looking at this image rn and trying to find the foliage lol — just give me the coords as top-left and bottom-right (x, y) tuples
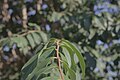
(21, 39), (85, 80)
(0, 0), (120, 80)
(0, 30), (48, 55)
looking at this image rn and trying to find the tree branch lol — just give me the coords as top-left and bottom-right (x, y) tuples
(56, 40), (64, 80)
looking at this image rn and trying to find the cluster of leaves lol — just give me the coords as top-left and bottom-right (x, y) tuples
(21, 39), (85, 80)
(0, 29), (48, 55)
(0, 25), (48, 79)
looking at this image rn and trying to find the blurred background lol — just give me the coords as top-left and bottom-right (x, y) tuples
(0, 0), (120, 80)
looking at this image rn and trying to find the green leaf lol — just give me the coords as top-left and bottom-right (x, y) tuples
(24, 46), (55, 80)
(63, 61), (76, 80)
(51, 12), (63, 22)
(28, 23), (41, 30)
(21, 54), (38, 80)
(37, 40), (50, 58)
(12, 36), (28, 48)
(93, 16), (105, 30)
(38, 31), (48, 43)
(62, 47), (71, 68)
(27, 34), (36, 48)
(89, 29), (96, 39)
(62, 39), (85, 79)
(61, 45), (77, 71)
(76, 66), (81, 80)
(86, 46), (101, 58)
(59, 52), (67, 63)
(74, 54), (79, 64)
(31, 32), (41, 45)
(38, 46), (55, 61)
(26, 58), (52, 80)
(33, 44), (44, 54)
(35, 64), (57, 80)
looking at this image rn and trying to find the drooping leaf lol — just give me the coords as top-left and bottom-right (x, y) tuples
(35, 64), (57, 80)
(63, 61), (76, 80)
(62, 47), (72, 68)
(24, 44), (55, 79)
(26, 58), (52, 80)
(62, 39), (86, 79)
(61, 45), (77, 71)
(21, 54), (38, 80)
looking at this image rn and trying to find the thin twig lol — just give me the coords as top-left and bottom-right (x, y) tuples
(56, 40), (64, 80)
(17, 30), (40, 37)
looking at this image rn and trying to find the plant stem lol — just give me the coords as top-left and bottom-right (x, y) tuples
(56, 40), (64, 80)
